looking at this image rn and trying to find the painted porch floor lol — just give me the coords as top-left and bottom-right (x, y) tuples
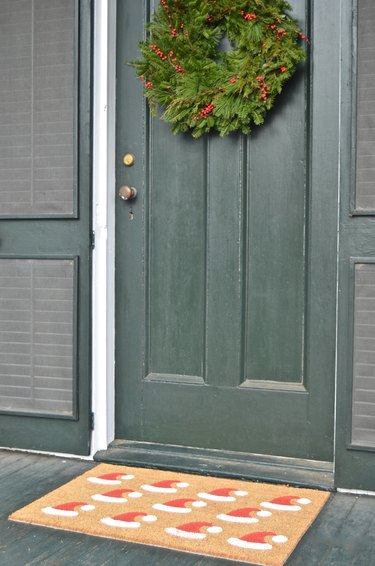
(0, 450), (374, 566)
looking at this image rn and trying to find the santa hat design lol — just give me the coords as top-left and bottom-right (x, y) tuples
(217, 507), (272, 524)
(228, 530), (288, 550)
(42, 501), (95, 517)
(91, 488), (142, 503)
(260, 495), (311, 512)
(141, 479), (189, 493)
(153, 498), (207, 514)
(165, 521), (223, 540)
(197, 487), (248, 502)
(101, 511), (157, 529)
(87, 471), (134, 485)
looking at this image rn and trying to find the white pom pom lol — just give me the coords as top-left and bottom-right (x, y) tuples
(192, 501), (207, 507)
(121, 474), (134, 480)
(272, 535), (288, 544)
(143, 514), (157, 522)
(207, 526), (223, 534)
(234, 490), (248, 497)
(297, 498), (311, 505)
(128, 492), (142, 498)
(81, 505), (95, 512)
(257, 510), (272, 517)
(177, 482), (189, 488)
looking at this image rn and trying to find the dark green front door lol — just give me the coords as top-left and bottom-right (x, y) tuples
(0, 0), (91, 455)
(115, 0), (339, 465)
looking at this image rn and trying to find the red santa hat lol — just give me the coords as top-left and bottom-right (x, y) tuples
(228, 530), (288, 550)
(91, 488), (142, 503)
(260, 495), (311, 512)
(165, 521), (223, 540)
(153, 498), (207, 513)
(217, 506), (272, 524)
(101, 511), (157, 529)
(42, 501), (95, 517)
(141, 479), (189, 493)
(87, 471), (134, 485)
(197, 487), (248, 502)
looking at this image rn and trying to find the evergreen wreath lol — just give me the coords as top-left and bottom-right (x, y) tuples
(131, 0), (308, 138)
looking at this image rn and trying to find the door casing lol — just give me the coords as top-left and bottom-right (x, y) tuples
(94, 3), (344, 490)
(94, 0), (375, 492)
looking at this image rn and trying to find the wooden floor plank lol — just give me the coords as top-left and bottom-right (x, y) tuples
(1, 450), (375, 566)
(314, 495), (375, 566)
(287, 494), (357, 564)
(352, 507), (375, 566)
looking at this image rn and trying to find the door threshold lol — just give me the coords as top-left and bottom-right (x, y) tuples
(94, 440), (335, 490)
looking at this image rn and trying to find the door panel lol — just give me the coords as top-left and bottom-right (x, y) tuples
(0, 259), (76, 415)
(0, 0), (76, 217)
(0, 0), (91, 455)
(115, 0), (339, 462)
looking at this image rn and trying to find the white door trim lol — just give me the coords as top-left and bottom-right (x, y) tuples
(91, 0), (117, 455)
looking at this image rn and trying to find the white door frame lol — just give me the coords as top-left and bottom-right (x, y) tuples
(91, 0), (117, 455)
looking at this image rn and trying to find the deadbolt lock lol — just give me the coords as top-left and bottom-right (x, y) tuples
(123, 153), (135, 167)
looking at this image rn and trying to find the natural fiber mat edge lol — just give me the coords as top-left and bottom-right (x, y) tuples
(9, 463), (330, 566)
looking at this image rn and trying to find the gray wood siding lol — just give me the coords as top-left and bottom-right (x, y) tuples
(352, 264), (375, 447)
(0, 0), (75, 216)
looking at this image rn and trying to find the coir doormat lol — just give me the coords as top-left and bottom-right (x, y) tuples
(10, 463), (330, 565)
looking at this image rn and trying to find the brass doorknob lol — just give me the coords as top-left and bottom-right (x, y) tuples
(119, 185), (137, 201)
